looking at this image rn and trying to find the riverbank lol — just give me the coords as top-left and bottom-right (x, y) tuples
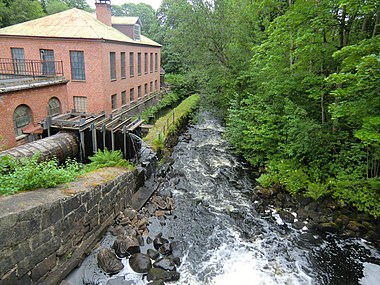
(252, 183), (380, 244)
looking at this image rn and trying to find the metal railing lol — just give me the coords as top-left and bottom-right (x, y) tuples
(0, 58), (64, 79)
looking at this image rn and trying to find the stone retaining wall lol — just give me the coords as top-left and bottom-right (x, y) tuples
(0, 167), (144, 285)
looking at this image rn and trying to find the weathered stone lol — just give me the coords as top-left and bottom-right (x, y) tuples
(31, 253), (56, 282)
(147, 249), (160, 260)
(278, 210), (295, 223)
(318, 222), (339, 233)
(41, 202), (63, 230)
(97, 248), (124, 274)
(112, 235), (140, 258)
(124, 208), (137, 221)
(61, 196), (81, 216)
(109, 225), (126, 236)
(158, 243), (172, 255)
(153, 237), (169, 250)
(346, 221), (365, 232)
(129, 253), (152, 273)
(106, 276), (133, 285)
(153, 257), (176, 271)
(147, 268), (180, 282)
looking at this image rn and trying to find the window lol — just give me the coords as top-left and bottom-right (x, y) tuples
(150, 81), (153, 93)
(130, 88), (134, 102)
(70, 51), (85, 80)
(129, 52), (134, 77)
(13, 105), (32, 137)
(120, 52), (126, 79)
(155, 80), (158, 91)
(144, 83), (148, 96)
(138, 85), (141, 98)
(111, 94), (117, 110)
(134, 24), (141, 41)
(155, 53), (158, 72)
(121, 91), (126, 105)
(40, 49), (56, 76)
(48, 97), (61, 116)
(137, 53), (141, 75)
(144, 53), (148, 74)
(150, 53), (153, 73)
(110, 52), (116, 81)
(11, 48), (25, 74)
(73, 96), (87, 113)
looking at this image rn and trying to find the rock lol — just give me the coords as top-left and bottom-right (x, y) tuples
(147, 236), (153, 244)
(334, 214), (349, 227)
(129, 253), (152, 273)
(278, 210), (295, 223)
(153, 257), (176, 271)
(346, 221), (365, 232)
(153, 237), (169, 250)
(137, 234), (145, 246)
(97, 248), (124, 274)
(318, 222), (339, 233)
(294, 221), (305, 230)
(158, 243), (172, 255)
(256, 187), (275, 199)
(147, 249), (160, 260)
(112, 235), (140, 258)
(109, 225), (126, 236)
(169, 242), (183, 259)
(119, 217), (131, 226)
(124, 208), (137, 221)
(106, 277), (133, 285)
(147, 268), (180, 282)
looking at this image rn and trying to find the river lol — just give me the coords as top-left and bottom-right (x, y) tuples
(66, 111), (380, 285)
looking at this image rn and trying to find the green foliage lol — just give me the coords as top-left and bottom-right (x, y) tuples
(0, 0), (45, 27)
(140, 92), (179, 123)
(85, 149), (134, 171)
(152, 132), (165, 151)
(45, 0), (69, 15)
(0, 154), (81, 195)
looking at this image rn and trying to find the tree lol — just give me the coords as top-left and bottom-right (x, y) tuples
(1, 0), (45, 27)
(45, 0), (69, 15)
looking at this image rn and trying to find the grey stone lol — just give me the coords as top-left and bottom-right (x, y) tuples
(129, 253), (152, 273)
(153, 257), (176, 271)
(31, 253), (56, 282)
(97, 248), (124, 274)
(112, 235), (140, 258)
(147, 268), (180, 282)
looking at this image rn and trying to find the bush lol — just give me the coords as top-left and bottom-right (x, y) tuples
(0, 154), (82, 195)
(85, 149), (134, 172)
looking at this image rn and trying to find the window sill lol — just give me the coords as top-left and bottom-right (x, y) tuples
(121, 77), (126, 80)
(130, 75), (134, 78)
(111, 79), (117, 82)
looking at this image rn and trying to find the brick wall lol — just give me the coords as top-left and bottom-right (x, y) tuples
(0, 167), (144, 285)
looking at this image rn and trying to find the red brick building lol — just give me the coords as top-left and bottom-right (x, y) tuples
(0, 0), (161, 149)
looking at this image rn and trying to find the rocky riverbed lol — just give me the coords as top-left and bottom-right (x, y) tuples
(253, 184), (380, 243)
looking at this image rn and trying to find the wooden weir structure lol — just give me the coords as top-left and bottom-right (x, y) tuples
(43, 109), (144, 161)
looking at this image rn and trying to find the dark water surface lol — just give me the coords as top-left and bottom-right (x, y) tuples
(67, 111), (380, 285)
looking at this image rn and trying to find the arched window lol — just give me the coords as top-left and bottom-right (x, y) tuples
(48, 97), (61, 116)
(13, 105), (32, 137)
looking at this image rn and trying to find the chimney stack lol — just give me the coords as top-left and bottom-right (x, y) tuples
(95, 0), (112, 26)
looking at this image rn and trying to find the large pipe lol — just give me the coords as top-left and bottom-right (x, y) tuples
(0, 132), (79, 164)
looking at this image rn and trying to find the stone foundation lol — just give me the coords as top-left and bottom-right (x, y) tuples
(0, 167), (144, 285)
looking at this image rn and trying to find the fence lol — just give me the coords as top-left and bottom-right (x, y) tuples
(0, 58), (64, 79)
(162, 111), (175, 135)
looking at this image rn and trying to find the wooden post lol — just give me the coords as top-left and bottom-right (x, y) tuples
(91, 123), (97, 154)
(102, 124), (106, 150)
(123, 126), (127, 158)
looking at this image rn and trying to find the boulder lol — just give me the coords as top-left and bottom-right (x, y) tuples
(109, 225), (126, 236)
(112, 235), (140, 258)
(129, 253), (152, 273)
(147, 249), (160, 260)
(147, 268), (180, 282)
(153, 237), (169, 250)
(147, 281), (165, 285)
(97, 248), (124, 274)
(153, 257), (176, 271)
(317, 222), (339, 233)
(158, 243), (172, 255)
(278, 210), (295, 223)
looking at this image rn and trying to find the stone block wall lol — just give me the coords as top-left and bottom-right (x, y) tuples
(0, 167), (143, 285)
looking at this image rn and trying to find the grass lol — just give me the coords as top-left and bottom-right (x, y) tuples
(144, 94), (201, 150)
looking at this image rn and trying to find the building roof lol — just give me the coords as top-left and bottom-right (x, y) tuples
(0, 8), (160, 47)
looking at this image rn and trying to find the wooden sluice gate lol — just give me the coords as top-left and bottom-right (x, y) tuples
(0, 111), (144, 163)
(44, 110), (145, 162)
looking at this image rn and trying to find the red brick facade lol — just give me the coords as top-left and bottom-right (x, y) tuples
(0, 4), (161, 150)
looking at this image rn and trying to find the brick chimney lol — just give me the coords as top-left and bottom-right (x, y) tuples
(95, 0), (112, 26)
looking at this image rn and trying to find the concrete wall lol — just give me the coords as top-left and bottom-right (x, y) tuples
(0, 167), (143, 285)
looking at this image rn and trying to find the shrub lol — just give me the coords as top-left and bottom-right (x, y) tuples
(85, 149), (134, 172)
(0, 154), (81, 195)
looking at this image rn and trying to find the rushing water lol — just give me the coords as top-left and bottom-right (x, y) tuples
(67, 111), (380, 285)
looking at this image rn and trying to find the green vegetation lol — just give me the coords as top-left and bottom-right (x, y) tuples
(144, 94), (201, 150)
(85, 149), (135, 172)
(154, 0), (380, 217)
(0, 154), (81, 195)
(0, 149), (134, 196)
